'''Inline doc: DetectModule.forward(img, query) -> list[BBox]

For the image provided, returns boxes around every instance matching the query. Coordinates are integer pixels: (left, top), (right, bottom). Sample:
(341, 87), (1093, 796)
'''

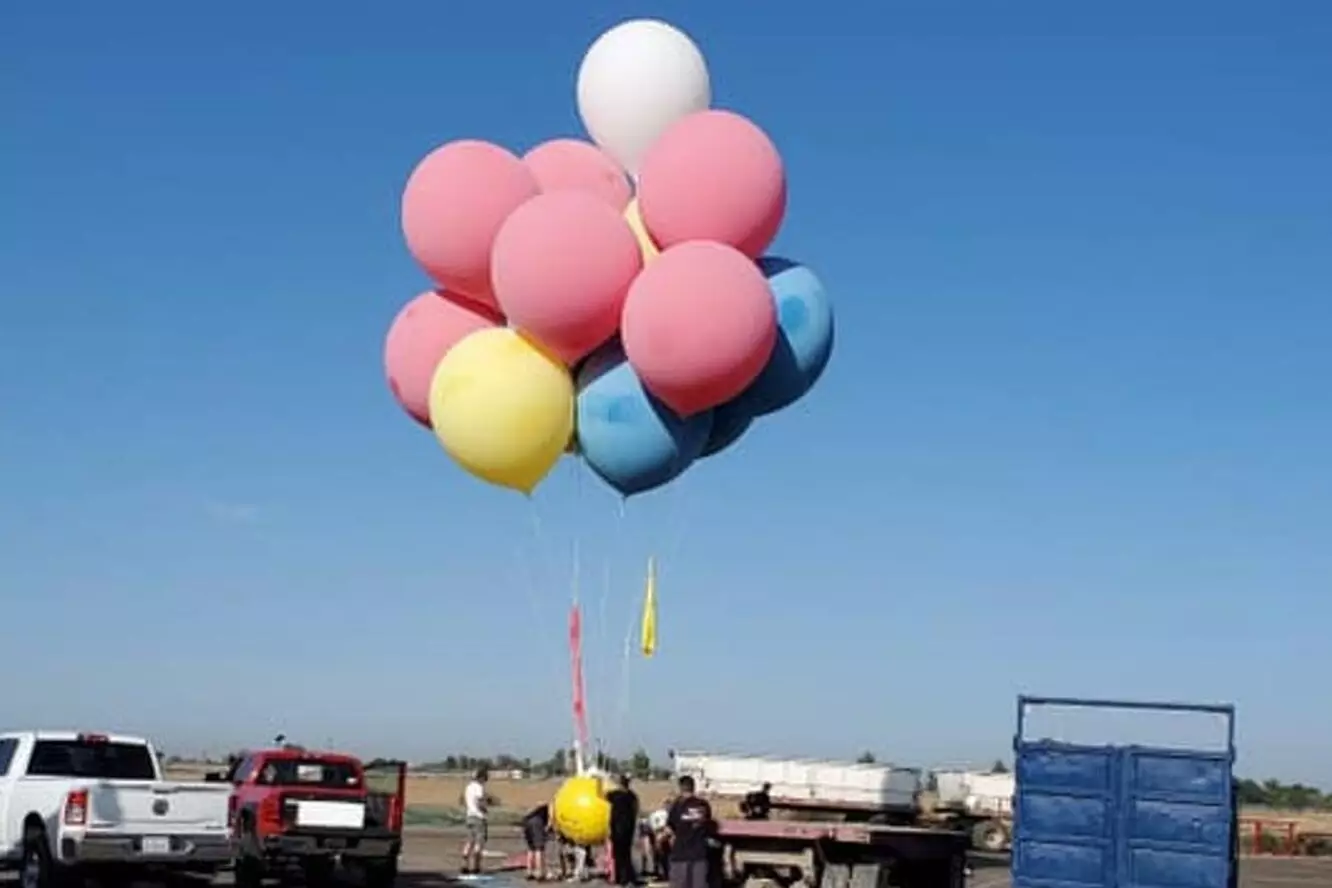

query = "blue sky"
(2, 2), (1329, 783)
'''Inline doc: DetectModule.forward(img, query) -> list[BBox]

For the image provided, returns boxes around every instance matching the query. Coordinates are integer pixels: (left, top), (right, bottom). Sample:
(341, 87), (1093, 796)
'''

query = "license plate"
(142, 837), (171, 855)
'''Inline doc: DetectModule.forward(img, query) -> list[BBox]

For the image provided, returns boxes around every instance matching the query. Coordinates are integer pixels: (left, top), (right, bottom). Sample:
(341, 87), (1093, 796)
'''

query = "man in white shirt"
(461, 767), (490, 874)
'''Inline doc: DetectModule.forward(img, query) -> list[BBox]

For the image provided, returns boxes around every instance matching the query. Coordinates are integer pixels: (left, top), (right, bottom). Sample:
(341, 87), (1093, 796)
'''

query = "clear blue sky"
(3, 2), (1329, 784)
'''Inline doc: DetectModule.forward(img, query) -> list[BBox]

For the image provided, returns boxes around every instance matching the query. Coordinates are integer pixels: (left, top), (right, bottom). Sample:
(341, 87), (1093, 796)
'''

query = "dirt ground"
(397, 775), (1332, 832)
(400, 828), (1329, 888)
(401, 828), (1332, 888)
(166, 767), (1332, 834)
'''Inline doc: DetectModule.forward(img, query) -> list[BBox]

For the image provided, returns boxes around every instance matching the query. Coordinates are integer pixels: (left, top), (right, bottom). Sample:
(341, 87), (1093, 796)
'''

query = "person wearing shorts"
(461, 767), (490, 874)
(522, 803), (552, 880)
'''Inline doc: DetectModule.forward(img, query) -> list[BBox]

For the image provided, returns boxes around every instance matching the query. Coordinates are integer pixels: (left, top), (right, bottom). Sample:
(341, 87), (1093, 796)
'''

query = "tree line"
(416, 748), (672, 781)
(1236, 778), (1332, 811)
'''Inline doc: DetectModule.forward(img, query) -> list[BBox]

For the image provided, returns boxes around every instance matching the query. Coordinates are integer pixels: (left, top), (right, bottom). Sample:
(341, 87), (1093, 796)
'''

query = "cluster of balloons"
(384, 19), (835, 497)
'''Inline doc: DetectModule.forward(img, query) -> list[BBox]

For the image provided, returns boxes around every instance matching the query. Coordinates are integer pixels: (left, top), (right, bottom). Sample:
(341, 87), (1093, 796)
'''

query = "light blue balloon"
(701, 399), (754, 458)
(576, 342), (713, 497)
(738, 257), (836, 416)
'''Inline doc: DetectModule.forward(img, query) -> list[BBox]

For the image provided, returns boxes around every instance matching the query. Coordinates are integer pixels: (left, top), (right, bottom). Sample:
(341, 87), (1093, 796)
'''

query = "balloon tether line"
(593, 490), (630, 752)
(523, 498), (569, 705)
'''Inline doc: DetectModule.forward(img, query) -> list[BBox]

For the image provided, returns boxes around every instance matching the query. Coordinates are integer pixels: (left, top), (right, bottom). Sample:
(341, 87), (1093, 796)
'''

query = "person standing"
(606, 775), (641, 885)
(664, 776), (714, 888)
(461, 767), (490, 875)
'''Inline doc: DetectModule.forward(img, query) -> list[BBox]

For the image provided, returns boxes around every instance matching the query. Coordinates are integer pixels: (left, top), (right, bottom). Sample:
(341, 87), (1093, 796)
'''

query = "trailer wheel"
(970, 820), (1009, 852)
(848, 863), (886, 888)
(818, 863), (850, 888)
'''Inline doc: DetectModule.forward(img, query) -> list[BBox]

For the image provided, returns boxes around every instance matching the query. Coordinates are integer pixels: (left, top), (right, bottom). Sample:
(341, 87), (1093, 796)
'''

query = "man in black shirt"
(665, 776), (714, 888)
(606, 775), (641, 885)
(739, 783), (772, 821)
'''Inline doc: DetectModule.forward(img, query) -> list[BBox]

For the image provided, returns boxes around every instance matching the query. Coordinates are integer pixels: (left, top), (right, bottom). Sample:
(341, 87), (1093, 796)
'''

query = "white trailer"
(929, 769), (1014, 851)
(672, 752), (923, 823)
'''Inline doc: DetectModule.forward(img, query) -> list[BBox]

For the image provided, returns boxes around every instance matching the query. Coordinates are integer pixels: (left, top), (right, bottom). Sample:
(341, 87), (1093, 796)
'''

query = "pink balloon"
(401, 140), (540, 307)
(384, 290), (505, 427)
(492, 192), (643, 365)
(523, 139), (632, 211)
(637, 110), (787, 259)
(621, 241), (777, 417)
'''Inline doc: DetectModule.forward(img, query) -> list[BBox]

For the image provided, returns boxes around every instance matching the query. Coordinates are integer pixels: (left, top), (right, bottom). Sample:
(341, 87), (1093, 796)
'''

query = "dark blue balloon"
(576, 342), (712, 497)
(738, 257), (835, 416)
(701, 399), (754, 457)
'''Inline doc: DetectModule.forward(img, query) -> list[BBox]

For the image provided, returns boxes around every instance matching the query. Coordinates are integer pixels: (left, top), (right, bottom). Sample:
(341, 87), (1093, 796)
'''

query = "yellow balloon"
(624, 198), (660, 264)
(428, 328), (573, 494)
(552, 775), (610, 846)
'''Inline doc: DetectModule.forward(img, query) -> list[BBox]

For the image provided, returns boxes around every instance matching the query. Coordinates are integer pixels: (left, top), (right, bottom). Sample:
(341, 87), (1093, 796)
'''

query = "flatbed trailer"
(717, 818), (969, 888)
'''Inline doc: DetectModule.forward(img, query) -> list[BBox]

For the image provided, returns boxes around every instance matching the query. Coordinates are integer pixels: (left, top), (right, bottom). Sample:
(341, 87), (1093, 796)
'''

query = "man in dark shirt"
(521, 803), (551, 880)
(665, 776), (714, 888)
(739, 783), (772, 821)
(606, 775), (640, 885)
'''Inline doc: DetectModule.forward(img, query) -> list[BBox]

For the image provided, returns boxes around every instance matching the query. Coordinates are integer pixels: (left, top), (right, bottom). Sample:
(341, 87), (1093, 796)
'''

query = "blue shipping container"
(1011, 696), (1238, 888)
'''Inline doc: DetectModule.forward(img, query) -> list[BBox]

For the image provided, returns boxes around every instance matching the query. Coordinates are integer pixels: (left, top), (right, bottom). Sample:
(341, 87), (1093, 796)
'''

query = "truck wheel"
(234, 817), (265, 888)
(362, 857), (398, 888)
(970, 819), (1009, 852)
(21, 829), (63, 888)
(236, 854), (264, 888)
(301, 857), (335, 887)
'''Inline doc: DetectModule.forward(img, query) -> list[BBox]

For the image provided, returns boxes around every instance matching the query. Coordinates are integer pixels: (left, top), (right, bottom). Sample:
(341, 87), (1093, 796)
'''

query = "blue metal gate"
(1011, 696), (1237, 888)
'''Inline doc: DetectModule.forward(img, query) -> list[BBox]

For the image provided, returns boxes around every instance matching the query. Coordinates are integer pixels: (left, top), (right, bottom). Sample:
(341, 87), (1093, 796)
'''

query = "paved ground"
(962, 852), (1332, 888)
(398, 828), (1332, 888)
(6, 827), (1330, 888)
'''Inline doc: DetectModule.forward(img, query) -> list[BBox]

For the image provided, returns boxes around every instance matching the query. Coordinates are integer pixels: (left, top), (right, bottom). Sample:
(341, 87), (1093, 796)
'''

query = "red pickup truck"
(223, 747), (405, 888)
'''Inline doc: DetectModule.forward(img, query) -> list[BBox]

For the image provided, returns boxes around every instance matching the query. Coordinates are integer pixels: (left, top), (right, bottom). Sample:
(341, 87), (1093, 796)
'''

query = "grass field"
(167, 766), (1332, 834)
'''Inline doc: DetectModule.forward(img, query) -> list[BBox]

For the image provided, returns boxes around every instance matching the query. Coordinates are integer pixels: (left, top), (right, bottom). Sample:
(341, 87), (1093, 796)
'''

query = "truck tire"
(235, 854), (264, 888)
(970, 819), (1009, 853)
(361, 857), (398, 888)
(302, 857), (335, 887)
(20, 828), (63, 888)
(234, 822), (264, 888)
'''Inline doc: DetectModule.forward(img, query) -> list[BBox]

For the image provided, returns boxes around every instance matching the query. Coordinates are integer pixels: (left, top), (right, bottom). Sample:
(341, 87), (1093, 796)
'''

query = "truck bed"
(87, 780), (232, 833)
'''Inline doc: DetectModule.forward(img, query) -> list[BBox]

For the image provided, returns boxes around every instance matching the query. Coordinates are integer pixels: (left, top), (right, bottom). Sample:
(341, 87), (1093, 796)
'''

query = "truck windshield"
(256, 759), (361, 789)
(27, 740), (157, 780)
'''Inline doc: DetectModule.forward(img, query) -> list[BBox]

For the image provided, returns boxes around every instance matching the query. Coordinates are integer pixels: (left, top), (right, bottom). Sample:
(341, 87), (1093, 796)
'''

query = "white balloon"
(576, 19), (711, 175)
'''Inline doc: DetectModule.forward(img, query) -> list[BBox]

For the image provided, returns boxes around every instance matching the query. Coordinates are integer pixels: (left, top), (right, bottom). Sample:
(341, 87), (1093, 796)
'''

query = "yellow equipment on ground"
(552, 774), (611, 845)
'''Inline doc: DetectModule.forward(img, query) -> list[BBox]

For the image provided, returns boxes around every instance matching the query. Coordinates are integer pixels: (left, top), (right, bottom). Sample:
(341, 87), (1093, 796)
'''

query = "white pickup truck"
(0, 731), (233, 887)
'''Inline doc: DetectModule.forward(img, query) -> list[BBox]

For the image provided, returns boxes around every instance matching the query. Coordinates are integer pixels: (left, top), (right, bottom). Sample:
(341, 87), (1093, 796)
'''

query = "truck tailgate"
(89, 782), (231, 833)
